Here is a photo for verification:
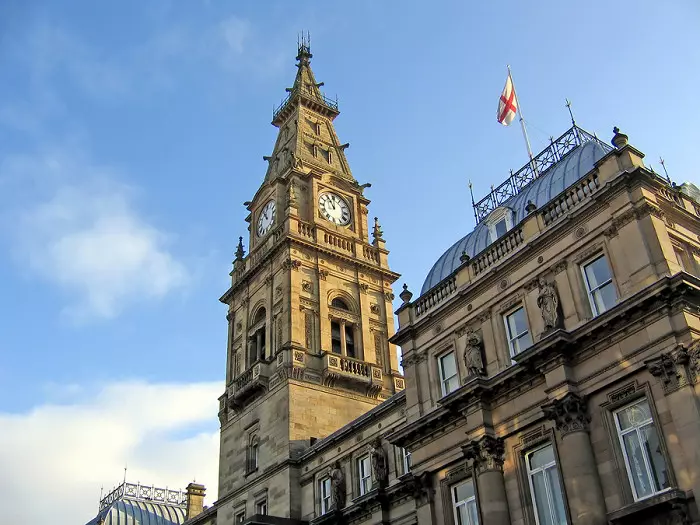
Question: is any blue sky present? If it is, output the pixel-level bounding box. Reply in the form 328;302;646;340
1;1;698;523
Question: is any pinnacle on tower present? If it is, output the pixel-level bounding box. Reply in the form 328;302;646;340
235;237;245;260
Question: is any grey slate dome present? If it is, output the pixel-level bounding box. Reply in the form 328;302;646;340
86;498;187;525
421;139;610;295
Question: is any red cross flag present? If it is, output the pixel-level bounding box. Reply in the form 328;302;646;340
497;73;518;126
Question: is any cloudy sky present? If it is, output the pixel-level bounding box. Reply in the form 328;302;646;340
0;1;698;524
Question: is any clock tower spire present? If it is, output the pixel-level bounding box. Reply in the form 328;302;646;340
217;41;403;519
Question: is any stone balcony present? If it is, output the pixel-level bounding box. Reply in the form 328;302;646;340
231;361;270;408
322;353;383;398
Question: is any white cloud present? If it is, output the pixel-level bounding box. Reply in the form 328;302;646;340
0;380;221;525
220;16;252;56
1;149;188;320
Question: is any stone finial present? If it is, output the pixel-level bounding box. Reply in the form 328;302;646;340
542;392;590;436
399;283;413;304
235;237;245;260
611;126;629;149
372;217;385;242
463;435;505;474
525;200;537;214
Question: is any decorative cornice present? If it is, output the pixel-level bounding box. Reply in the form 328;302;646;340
541;392;590;436
646;343;699;395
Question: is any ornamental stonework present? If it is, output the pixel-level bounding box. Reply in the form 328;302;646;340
463;435;505;473
646;343;700;395
542;392;590;436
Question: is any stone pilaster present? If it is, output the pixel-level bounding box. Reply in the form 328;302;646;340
646;344;700;500
463;436;511;525
542;393;606;525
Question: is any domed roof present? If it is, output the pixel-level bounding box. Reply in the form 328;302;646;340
85;498;187;525
421;139;609;295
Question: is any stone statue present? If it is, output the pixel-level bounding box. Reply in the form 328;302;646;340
328;460;346;510
537;278;560;331
369;437;388;487
463;329;485;377
287;178;298;207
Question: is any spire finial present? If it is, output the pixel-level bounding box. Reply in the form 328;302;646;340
235;236;245;260
659;157;671;184
372;217;385;242
468;180;478;224
296;31;312;66
565;98;576;126
399;283;413;304
611;126;628;149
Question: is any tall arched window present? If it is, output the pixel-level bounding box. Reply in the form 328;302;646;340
248;307;266;366
329;297;357;359
247;434;260;473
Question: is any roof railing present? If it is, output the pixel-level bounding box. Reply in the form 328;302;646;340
99;481;187;511
472;125;612;223
273;85;338;121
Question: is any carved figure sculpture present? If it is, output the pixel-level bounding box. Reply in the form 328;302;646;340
537;278;560;331
463;329;485;377
328;460;346;510
369;437;388;487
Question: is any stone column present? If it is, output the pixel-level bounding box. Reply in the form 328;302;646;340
463;436;511;525
647;345;700;499
542;393;606;525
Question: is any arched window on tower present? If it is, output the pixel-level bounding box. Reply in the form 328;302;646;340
247;434;260;473
329;298;358;359
248;307;267;366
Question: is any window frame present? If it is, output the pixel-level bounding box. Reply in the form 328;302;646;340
255;499;267;516
235;510;246;524
357;454;372;496
438;350;460;397
503;305;533;359
613;398;672;502
580;253;617;317
402;447;412;475
451;477;479;525
524;443;568;525
319;476;332;515
487;207;514;243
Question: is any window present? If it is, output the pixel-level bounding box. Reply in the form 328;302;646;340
504;306;533;358
329;300;357;358
401;447;412;475
249;307;267;365
526;444;567;525
487;207;513;243
582;255;617;316
332;298;349;309
256;500;267;515
235;511;246;524
345;326;355;358
319;477;332;514
248;435;259;473
614;398;670;501
331;321;342;354
452;479;479;525
358;455;372;496
438;351;459;396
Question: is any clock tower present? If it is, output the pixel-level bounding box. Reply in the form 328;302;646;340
216;38;403;520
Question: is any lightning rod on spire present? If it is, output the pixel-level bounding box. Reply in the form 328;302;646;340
565;98;576;126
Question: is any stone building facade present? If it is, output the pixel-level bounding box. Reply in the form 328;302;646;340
187;42;700;525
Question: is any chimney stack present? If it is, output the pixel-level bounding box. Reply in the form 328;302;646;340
185;483;206;520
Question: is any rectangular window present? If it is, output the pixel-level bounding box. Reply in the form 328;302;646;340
494;218;508;239
401;447;412;475
345;326;355;358
504;306;533;358
439;351;459;396
526;444;567;525
358;455;372;495
452;479;479;525
614;398;670;501
331;321;342;354
256;500;267;516
235;511;246;524
319;477;331;514
582;255;617;316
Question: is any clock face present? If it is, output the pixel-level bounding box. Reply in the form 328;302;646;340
319;192;351;226
257;200;276;237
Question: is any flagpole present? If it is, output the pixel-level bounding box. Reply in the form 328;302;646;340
507;65;537;172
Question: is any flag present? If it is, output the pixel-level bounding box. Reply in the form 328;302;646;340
497;73;518;126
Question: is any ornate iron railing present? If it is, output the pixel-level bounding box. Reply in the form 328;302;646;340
99;481;186;511
473;125;612;223
273;86;339;122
